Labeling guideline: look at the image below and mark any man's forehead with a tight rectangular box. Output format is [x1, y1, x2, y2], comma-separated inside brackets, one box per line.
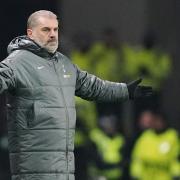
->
[36, 16, 58, 27]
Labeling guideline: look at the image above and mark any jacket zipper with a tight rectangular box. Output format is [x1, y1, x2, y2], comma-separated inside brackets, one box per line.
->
[52, 59, 69, 180]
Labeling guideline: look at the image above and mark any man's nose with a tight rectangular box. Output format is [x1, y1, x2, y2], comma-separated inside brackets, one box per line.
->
[49, 30, 56, 37]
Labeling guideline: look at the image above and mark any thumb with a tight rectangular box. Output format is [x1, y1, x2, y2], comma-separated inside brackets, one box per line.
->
[128, 78, 142, 87]
[134, 78, 142, 85]
[127, 78, 143, 99]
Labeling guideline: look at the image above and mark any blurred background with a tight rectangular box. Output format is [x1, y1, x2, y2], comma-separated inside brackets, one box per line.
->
[0, 0, 179, 179]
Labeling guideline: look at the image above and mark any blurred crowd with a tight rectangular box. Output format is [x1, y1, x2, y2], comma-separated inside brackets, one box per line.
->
[0, 28, 179, 180]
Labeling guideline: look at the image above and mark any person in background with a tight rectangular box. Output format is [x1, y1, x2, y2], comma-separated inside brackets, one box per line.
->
[130, 110, 180, 180]
[122, 110, 155, 179]
[89, 115, 125, 180]
[89, 28, 123, 82]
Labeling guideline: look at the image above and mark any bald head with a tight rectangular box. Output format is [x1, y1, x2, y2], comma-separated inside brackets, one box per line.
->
[27, 10, 58, 29]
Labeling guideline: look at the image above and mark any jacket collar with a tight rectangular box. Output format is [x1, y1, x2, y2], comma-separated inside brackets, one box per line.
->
[7, 35, 58, 59]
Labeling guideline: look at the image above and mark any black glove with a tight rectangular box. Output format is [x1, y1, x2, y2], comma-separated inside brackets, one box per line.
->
[127, 78, 153, 99]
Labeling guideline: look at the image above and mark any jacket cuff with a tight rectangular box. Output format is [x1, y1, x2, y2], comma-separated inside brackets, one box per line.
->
[117, 83, 129, 101]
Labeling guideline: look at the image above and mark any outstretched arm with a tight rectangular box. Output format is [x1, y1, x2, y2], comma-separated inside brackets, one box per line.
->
[0, 60, 16, 94]
[75, 66, 152, 102]
[75, 65, 128, 102]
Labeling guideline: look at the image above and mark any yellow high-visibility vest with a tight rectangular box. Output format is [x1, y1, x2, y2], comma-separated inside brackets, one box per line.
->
[131, 129, 179, 180]
[90, 128, 124, 179]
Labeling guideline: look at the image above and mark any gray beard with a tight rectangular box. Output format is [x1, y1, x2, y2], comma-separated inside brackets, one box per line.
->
[44, 45, 58, 53]
[35, 40, 58, 53]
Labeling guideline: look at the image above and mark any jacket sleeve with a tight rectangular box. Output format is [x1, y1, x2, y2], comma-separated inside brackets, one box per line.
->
[75, 65, 129, 102]
[0, 59, 16, 94]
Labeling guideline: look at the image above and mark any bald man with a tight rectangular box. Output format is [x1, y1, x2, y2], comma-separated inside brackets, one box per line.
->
[1, 10, 152, 180]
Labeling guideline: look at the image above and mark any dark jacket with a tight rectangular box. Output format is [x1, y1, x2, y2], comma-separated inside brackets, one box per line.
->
[0, 36, 129, 180]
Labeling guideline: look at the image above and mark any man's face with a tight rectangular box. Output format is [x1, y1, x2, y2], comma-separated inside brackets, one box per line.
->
[27, 17, 59, 53]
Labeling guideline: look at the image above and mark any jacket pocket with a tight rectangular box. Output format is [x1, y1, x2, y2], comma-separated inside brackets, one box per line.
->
[27, 101, 39, 128]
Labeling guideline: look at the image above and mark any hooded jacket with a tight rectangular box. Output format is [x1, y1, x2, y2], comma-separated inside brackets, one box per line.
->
[0, 36, 129, 180]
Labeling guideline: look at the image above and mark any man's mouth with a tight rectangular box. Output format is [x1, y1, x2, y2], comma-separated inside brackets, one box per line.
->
[48, 39, 57, 43]
[47, 41, 57, 46]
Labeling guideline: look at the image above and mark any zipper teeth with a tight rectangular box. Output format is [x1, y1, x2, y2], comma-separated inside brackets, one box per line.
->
[52, 60, 69, 180]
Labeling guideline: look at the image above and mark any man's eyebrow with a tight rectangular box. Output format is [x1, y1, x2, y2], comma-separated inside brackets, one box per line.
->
[41, 27, 50, 29]
[41, 26, 59, 29]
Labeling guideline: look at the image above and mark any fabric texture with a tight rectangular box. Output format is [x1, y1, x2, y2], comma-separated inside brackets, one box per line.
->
[0, 36, 129, 180]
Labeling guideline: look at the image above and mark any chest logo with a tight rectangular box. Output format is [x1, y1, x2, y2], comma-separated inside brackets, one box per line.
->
[37, 66, 45, 70]
[63, 74, 71, 78]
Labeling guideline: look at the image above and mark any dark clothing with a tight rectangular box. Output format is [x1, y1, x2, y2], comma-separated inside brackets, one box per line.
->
[0, 36, 129, 180]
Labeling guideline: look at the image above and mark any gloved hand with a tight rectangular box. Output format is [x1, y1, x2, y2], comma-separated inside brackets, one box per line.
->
[127, 78, 153, 99]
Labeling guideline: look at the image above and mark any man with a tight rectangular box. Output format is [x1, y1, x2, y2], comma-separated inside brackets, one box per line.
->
[0, 10, 152, 180]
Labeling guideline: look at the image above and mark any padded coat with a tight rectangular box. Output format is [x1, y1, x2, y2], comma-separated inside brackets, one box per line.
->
[0, 36, 129, 180]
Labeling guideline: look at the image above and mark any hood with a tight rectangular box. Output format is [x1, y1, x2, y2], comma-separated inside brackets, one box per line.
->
[7, 35, 57, 58]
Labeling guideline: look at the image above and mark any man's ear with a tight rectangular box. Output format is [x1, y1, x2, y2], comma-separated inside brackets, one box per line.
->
[27, 29, 33, 39]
